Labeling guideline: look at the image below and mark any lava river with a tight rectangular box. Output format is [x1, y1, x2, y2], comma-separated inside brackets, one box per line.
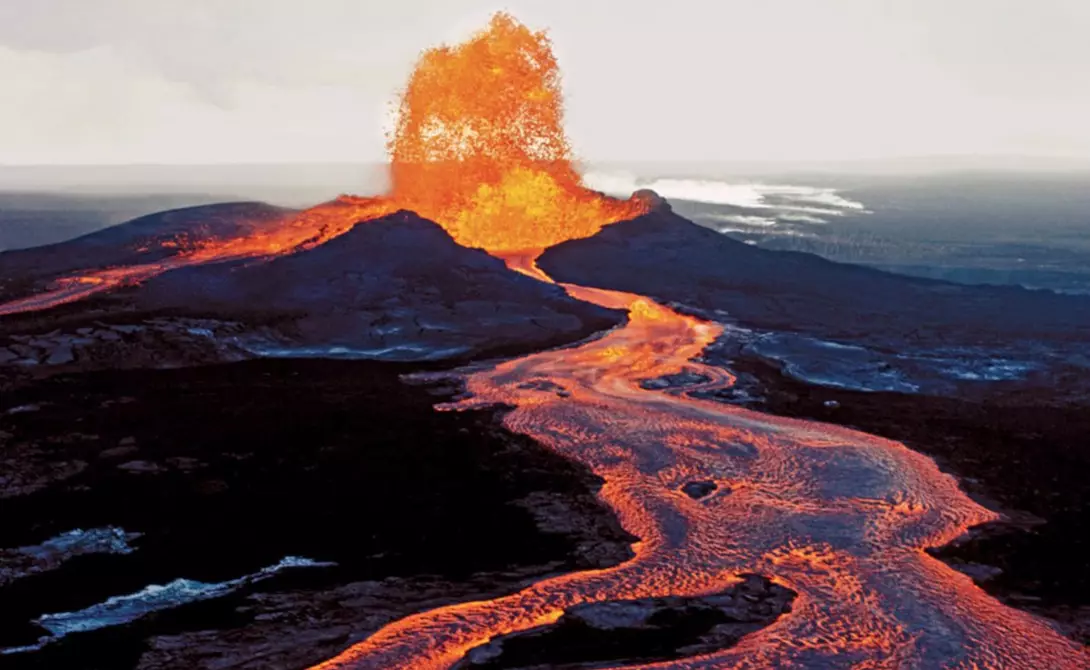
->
[313, 268, 1087, 669]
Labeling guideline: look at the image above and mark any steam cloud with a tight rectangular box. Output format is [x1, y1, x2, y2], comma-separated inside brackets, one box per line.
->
[582, 171, 869, 234]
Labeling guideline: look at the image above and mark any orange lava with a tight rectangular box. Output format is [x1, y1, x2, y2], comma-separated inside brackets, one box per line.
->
[313, 277, 1089, 669]
[186, 196, 396, 262]
[387, 12, 646, 252]
[0, 196, 397, 316]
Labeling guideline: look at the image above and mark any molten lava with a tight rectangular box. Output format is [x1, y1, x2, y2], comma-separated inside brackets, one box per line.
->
[388, 12, 646, 252]
[312, 284, 1087, 670]
[0, 196, 397, 316]
[2, 15, 1087, 669]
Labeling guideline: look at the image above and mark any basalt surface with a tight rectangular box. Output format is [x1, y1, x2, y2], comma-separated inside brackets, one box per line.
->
[0, 207, 625, 374]
[0, 359, 644, 669]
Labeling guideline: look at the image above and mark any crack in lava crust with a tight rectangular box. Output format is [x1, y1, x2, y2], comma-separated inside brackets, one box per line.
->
[312, 271, 1087, 669]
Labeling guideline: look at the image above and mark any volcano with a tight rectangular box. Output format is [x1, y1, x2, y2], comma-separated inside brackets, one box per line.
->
[0, 204, 623, 369]
[2, 10, 1089, 670]
[128, 208, 623, 359]
[539, 202, 1090, 348]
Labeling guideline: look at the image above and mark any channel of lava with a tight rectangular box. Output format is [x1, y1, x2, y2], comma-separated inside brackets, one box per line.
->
[312, 273, 1086, 669]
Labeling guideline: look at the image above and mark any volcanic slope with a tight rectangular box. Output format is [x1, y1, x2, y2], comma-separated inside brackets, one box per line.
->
[0, 202, 295, 303]
[0, 209, 624, 366]
[538, 202, 1090, 349]
[131, 209, 624, 358]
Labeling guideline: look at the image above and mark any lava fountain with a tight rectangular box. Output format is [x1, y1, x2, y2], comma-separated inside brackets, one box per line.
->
[388, 12, 645, 254]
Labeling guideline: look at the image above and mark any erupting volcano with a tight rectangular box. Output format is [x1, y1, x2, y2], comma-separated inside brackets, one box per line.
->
[1, 11, 1087, 670]
[0, 12, 643, 316]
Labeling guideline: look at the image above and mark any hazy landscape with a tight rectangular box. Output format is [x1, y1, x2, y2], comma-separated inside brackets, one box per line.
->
[6, 165, 1089, 296]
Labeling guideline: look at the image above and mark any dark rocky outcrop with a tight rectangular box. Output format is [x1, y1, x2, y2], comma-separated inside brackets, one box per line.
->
[127, 210, 623, 359]
[456, 574, 794, 669]
[680, 481, 718, 500]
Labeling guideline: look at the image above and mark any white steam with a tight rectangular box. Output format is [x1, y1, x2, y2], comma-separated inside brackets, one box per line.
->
[582, 170, 869, 235]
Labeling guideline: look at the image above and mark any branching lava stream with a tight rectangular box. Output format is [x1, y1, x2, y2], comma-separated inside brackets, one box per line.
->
[1, 13, 1086, 667]
[314, 262, 1086, 669]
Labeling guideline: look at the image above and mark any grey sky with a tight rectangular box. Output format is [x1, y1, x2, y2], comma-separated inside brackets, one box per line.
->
[2, 0, 1089, 165]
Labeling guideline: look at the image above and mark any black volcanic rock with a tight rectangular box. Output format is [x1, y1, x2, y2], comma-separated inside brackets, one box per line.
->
[0, 207, 625, 367]
[0, 359, 636, 668]
[0, 202, 295, 302]
[681, 480, 718, 500]
[539, 208, 1090, 349]
[456, 575, 794, 669]
[631, 188, 672, 213]
[125, 210, 623, 359]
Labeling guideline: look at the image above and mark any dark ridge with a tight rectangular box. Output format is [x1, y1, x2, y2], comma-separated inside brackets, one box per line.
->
[0, 208, 626, 366]
[539, 208, 1090, 349]
[0, 202, 295, 302]
[133, 209, 578, 314]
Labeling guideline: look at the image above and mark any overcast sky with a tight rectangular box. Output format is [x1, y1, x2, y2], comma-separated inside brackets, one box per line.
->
[2, 0, 1089, 166]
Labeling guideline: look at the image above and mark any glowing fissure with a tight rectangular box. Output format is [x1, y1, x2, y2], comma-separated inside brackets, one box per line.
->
[313, 274, 1086, 669]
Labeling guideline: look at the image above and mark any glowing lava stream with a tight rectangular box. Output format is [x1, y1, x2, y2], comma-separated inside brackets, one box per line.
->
[0, 196, 396, 317]
[314, 265, 1087, 669]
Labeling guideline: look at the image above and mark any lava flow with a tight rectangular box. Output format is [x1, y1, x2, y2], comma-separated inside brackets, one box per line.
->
[0, 195, 396, 316]
[314, 282, 1086, 669]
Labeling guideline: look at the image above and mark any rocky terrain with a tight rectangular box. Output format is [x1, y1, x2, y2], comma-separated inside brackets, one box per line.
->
[539, 200, 1090, 400]
[456, 575, 795, 669]
[0, 318, 253, 380]
[0, 202, 295, 304]
[3, 195, 1088, 663]
[0, 359, 648, 668]
[0, 207, 624, 377]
